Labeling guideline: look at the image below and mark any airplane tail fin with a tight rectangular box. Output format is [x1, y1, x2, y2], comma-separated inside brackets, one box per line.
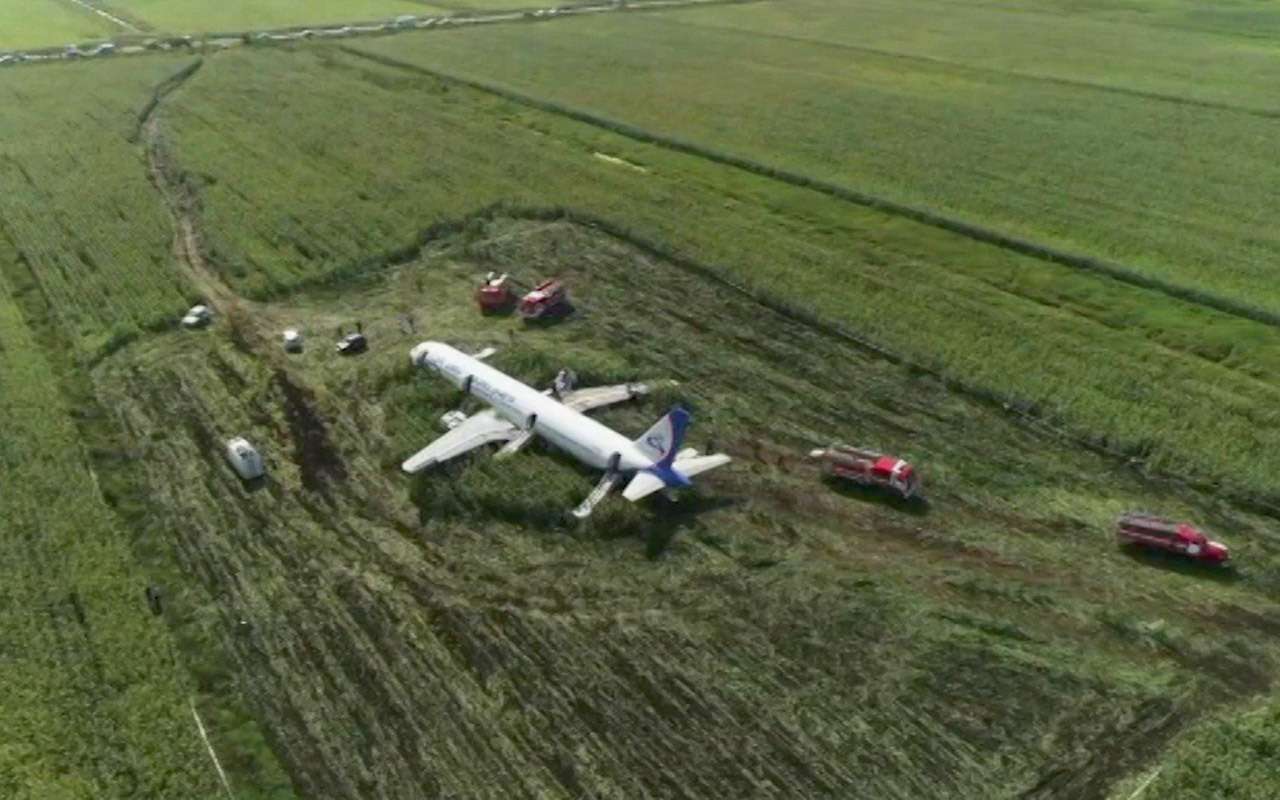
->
[634, 406, 691, 469]
[623, 407, 730, 502]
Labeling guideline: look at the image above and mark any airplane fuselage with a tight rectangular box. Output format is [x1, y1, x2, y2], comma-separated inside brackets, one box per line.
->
[411, 342, 656, 473]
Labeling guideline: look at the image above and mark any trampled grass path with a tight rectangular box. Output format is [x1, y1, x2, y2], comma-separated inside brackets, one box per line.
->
[132, 51, 1280, 527]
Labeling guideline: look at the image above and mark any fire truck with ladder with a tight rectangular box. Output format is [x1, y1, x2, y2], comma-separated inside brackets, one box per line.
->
[809, 444, 921, 500]
[1116, 512, 1230, 564]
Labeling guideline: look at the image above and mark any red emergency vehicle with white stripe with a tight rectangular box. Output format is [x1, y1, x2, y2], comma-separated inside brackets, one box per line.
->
[809, 444, 921, 500]
[1116, 512, 1230, 563]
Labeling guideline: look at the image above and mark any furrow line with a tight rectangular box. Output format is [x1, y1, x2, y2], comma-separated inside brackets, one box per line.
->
[340, 45, 1280, 333]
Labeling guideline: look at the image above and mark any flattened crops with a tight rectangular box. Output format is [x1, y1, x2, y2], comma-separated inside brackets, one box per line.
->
[88, 214, 1280, 798]
[159, 45, 1280, 500]
[3, 1, 1280, 797]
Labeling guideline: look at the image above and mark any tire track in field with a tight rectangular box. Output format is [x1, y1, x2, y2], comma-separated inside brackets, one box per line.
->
[341, 45, 1280, 334]
[139, 58, 246, 315]
[125, 57, 1280, 794]
[130, 43, 1280, 517]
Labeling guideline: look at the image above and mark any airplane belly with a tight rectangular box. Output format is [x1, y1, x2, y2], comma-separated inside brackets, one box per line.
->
[541, 423, 607, 468]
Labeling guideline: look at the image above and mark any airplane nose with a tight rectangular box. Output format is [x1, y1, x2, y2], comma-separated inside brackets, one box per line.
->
[410, 341, 434, 367]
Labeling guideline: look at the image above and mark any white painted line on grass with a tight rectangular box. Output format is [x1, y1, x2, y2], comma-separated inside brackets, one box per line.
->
[190, 698, 236, 799]
[63, 0, 139, 33]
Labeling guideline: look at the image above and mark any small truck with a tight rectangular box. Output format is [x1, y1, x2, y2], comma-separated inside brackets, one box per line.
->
[476, 272, 516, 314]
[1116, 512, 1230, 564]
[809, 444, 921, 500]
[181, 304, 212, 328]
[336, 332, 367, 355]
[518, 279, 572, 322]
[282, 329, 304, 353]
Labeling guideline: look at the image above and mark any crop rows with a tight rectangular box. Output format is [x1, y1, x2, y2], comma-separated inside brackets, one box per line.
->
[0, 0, 117, 50]
[357, 10, 1280, 315]
[0, 261, 218, 798]
[89, 215, 1280, 798]
[155, 45, 1280, 499]
[110, 0, 443, 35]
[0, 57, 199, 356]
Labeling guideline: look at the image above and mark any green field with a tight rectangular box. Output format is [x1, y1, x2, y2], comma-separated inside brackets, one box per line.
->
[354, 7, 1280, 319]
[111, 0, 443, 34]
[0, 0, 118, 49]
[0, 57, 196, 354]
[82, 209, 1280, 797]
[155, 45, 1280, 499]
[2, 0, 1280, 797]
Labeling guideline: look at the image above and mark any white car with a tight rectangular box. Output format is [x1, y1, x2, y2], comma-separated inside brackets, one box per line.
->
[181, 304, 212, 328]
[225, 437, 265, 480]
[282, 329, 304, 352]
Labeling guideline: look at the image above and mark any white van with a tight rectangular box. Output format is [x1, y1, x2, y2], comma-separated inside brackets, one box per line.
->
[225, 437, 265, 480]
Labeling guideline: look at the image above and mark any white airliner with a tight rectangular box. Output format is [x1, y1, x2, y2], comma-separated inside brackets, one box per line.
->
[402, 342, 731, 517]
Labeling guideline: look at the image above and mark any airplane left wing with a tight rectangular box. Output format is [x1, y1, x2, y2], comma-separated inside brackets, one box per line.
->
[560, 383, 652, 413]
[401, 409, 520, 473]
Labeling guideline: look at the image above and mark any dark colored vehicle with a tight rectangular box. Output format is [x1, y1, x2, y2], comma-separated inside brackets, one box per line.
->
[336, 332, 367, 355]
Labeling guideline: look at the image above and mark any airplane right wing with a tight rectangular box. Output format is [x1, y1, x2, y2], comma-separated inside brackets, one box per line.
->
[560, 383, 652, 413]
[401, 409, 520, 473]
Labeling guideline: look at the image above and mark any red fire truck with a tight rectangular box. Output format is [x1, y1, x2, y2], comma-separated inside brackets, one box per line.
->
[1116, 512, 1230, 564]
[809, 444, 921, 500]
[476, 272, 516, 314]
[518, 278, 572, 322]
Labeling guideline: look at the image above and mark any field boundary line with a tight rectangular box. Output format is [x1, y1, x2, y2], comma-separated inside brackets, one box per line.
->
[340, 45, 1280, 333]
[259, 198, 1280, 521]
[59, 0, 140, 32]
[190, 698, 236, 799]
[651, 16, 1280, 121]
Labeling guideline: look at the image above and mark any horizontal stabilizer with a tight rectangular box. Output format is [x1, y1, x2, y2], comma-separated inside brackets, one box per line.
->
[673, 453, 731, 478]
[621, 453, 731, 502]
[622, 471, 667, 502]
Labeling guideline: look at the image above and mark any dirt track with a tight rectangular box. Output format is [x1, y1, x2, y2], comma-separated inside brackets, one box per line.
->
[98, 49, 1280, 800]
